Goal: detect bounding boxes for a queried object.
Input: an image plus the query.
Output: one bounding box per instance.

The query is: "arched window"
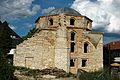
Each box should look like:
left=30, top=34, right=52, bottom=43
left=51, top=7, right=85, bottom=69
left=84, top=43, right=88, bottom=53
left=70, top=18, right=75, bottom=25
left=71, top=42, right=75, bottom=52
left=49, top=19, right=53, bottom=25
left=71, top=32, right=75, bottom=41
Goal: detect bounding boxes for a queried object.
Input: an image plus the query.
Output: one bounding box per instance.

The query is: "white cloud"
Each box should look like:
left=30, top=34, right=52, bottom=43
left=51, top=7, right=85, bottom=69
left=0, top=0, right=40, bottom=20
left=71, top=0, right=120, bottom=33
left=42, top=7, right=55, bottom=15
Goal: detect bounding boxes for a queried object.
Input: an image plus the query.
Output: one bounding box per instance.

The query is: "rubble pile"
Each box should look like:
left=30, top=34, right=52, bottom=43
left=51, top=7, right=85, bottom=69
left=15, top=66, right=69, bottom=78
left=39, top=67, right=67, bottom=77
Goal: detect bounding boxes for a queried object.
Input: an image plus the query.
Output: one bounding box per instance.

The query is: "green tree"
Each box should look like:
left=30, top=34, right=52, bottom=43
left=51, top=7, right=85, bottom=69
left=0, top=22, right=13, bottom=80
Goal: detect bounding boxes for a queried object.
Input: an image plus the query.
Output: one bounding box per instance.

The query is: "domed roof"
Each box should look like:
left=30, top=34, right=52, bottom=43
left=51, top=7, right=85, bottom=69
left=47, top=7, right=81, bottom=16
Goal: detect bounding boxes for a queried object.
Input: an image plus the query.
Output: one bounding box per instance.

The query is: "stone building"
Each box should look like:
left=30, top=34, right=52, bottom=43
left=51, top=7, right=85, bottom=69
left=14, top=8, right=103, bottom=74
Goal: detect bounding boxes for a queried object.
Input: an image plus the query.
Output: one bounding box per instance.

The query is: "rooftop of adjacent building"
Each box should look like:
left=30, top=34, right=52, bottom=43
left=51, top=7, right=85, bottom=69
left=104, top=40, right=120, bottom=50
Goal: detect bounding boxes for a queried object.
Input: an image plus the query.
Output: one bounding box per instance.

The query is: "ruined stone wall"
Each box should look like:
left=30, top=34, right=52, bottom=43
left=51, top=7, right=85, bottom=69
left=91, top=34, right=103, bottom=71
left=14, top=13, right=103, bottom=74
left=79, top=34, right=103, bottom=72
left=67, top=25, right=103, bottom=73
left=14, top=30, right=56, bottom=69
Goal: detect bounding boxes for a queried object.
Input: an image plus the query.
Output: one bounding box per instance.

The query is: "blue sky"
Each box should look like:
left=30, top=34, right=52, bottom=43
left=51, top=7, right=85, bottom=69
left=0, top=0, right=120, bottom=44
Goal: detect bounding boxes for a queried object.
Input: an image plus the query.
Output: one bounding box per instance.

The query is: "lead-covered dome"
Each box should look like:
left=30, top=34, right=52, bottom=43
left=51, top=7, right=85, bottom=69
left=47, top=7, right=81, bottom=16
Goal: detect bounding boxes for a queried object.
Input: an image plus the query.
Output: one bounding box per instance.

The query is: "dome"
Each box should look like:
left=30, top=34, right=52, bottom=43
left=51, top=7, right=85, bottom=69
left=47, top=7, right=81, bottom=16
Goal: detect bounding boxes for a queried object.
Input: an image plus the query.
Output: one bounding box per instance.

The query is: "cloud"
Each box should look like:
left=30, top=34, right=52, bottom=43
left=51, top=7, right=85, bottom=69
left=42, top=7, right=55, bottom=15
left=0, top=0, right=40, bottom=20
left=71, top=0, right=120, bottom=33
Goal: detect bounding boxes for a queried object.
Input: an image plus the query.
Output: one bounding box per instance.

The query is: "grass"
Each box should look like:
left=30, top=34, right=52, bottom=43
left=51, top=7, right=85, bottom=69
left=77, top=69, right=119, bottom=80
left=14, top=66, right=120, bottom=80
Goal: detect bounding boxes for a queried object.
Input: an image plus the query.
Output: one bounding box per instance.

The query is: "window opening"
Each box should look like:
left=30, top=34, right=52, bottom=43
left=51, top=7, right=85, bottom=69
left=70, top=59, right=75, bottom=67
left=71, top=42, right=75, bottom=52
left=70, top=18, right=75, bottom=25
left=87, top=21, right=89, bottom=26
left=49, top=19, right=53, bottom=25
left=82, top=59, right=87, bottom=67
left=84, top=43, right=88, bottom=53
left=71, top=32, right=75, bottom=41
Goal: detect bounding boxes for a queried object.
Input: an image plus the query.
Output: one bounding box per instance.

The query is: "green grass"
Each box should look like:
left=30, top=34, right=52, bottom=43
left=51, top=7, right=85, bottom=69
left=77, top=69, right=119, bottom=80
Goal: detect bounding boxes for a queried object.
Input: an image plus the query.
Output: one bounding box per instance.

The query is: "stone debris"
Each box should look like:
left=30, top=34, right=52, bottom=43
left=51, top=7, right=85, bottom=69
left=14, top=67, right=70, bottom=79
left=42, top=75, right=56, bottom=79
left=39, top=67, right=67, bottom=77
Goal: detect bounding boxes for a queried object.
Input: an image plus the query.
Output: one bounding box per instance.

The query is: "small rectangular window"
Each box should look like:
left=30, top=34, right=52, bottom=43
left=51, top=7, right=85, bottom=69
left=84, top=43, right=88, bottom=53
left=71, top=32, right=75, bottom=41
left=70, top=59, right=75, bottom=67
left=70, top=42, right=75, bottom=52
left=82, top=59, right=87, bottom=67
left=70, top=19, right=75, bottom=25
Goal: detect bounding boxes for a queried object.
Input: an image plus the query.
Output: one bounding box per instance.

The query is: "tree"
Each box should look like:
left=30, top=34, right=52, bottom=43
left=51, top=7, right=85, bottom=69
left=0, top=22, right=13, bottom=80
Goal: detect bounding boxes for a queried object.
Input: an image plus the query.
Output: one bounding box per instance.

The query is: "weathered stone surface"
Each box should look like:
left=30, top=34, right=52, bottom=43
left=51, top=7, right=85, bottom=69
left=14, top=67, right=76, bottom=80
left=14, top=8, right=103, bottom=74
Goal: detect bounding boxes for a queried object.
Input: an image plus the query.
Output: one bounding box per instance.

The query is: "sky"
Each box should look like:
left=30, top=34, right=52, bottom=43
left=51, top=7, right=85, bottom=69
left=0, top=0, right=120, bottom=44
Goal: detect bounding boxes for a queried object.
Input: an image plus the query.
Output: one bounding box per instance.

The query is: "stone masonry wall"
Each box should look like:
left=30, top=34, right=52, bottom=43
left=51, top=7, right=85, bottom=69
left=14, top=30, right=56, bottom=69
left=14, top=13, right=103, bottom=74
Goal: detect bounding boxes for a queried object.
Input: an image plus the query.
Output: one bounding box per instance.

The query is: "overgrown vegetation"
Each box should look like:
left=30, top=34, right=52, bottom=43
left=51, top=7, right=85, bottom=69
left=78, top=69, right=119, bottom=80
left=0, top=22, right=14, bottom=80
left=14, top=66, right=75, bottom=79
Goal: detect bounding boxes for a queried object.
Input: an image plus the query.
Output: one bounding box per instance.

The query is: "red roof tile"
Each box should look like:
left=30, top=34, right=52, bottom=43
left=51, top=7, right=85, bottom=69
left=104, top=41, right=120, bottom=50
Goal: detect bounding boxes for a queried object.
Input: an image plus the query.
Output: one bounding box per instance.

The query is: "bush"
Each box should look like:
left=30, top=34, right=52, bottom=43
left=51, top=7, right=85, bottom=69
left=78, top=69, right=119, bottom=80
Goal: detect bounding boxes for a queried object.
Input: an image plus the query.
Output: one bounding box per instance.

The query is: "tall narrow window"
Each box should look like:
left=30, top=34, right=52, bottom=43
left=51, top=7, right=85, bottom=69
left=71, top=42, right=75, bottom=52
left=49, top=19, right=53, bottom=25
left=71, top=32, right=75, bottom=41
left=84, top=43, right=88, bottom=53
left=70, top=59, right=75, bottom=67
left=82, top=59, right=87, bottom=67
left=70, top=18, right=75, bottom=25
